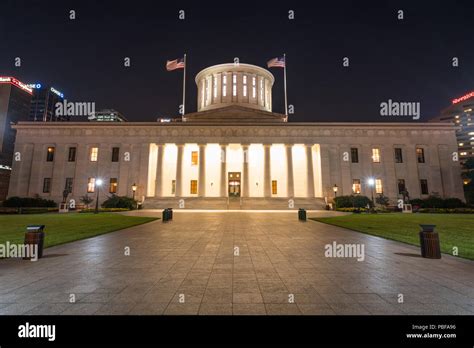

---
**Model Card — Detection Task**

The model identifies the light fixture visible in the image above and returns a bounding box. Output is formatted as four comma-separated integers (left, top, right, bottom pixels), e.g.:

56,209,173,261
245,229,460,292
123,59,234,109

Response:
367,178,375,186
131,183,137,192
333,184,338,193
96,179,103,186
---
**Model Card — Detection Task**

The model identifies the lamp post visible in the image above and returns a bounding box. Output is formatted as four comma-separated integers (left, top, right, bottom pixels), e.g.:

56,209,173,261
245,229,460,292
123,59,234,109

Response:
333,184,338,197
132,183,137,200
94,179,103,214
367,178,375,210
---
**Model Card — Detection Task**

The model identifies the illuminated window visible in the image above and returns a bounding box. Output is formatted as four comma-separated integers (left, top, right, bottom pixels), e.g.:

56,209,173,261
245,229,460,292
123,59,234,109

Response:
68,147,76,162
190,180,198,194
213,75,217,99
205,78,210,105
375,179,383,194
420,179,429,195
252,77,256,98
260,77,264,105
43,178,51,193
397,179,406,194
232,74,237,97
109,178,118,193
350,148,359,163
90,147,98,162
243,74,247,97
191,151,198,165
46,147,55,162
394,148,403,163
87,177,96,193
416,148,425,163
271,180,278,194
222,75,227,97
372,148,380,163
201,80,205,107
352,179,361,194
171,180,176,195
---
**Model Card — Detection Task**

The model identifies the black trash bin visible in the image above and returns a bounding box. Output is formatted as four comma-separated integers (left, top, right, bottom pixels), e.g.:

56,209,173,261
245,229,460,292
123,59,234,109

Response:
24,225,45,260
167,208,173,220
298,208,307,221
162,209,169,222
419,224,441,259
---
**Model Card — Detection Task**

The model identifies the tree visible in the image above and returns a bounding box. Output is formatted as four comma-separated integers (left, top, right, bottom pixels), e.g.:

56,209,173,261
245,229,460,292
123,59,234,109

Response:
80,195,94,209
375,194,390,207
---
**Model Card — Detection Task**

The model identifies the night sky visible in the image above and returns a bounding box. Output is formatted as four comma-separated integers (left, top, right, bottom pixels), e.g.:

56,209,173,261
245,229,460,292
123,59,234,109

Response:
1,0,473,122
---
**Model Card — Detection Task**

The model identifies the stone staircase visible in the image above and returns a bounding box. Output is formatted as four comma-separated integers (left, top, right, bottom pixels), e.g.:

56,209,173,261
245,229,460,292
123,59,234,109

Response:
142,197,326,210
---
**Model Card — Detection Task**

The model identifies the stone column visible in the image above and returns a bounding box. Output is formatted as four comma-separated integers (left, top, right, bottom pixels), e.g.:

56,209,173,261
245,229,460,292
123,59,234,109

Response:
175,144,184,197
286,144,294,198
155,144,164,197
263,144,271,197
220,144,227,197
242,144,249,197
198,144,206,197
306,144,315,198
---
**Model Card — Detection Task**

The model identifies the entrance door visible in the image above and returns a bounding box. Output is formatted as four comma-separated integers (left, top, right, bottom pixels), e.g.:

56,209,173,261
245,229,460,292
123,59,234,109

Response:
228,172,241,197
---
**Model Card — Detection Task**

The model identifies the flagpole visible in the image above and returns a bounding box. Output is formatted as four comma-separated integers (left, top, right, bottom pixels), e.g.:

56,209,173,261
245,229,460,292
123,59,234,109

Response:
182,53,186,121
283,53,288,121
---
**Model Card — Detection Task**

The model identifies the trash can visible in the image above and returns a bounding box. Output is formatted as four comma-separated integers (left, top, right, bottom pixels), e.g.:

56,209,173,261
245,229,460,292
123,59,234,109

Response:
24,225,45,260
419,224,441,259
298,208,307,221
167,208,173,220
162,209,169,222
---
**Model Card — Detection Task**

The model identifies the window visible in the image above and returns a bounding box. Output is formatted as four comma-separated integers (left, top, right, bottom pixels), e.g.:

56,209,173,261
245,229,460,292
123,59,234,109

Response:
397,179,406,194
87,177,96,193
372,148,381,163
222,75,227,97
352,179,361,194
259,77,264,105
416,148,425,163
190,180,198,194
205,78,210,105
171,180,176,195
252,77,256,98
420,179,429,195
68,147,76,162
90,147,98,162
232,74,237,96
112,147,120,162
243,75,247,97
375,179,383,194
201,80,205,107
213,75,217,99
350,148,359,163
109,178,118,193
46,147,55,162
43,178,51,193
271,180,278,194
191,151,198,165
65,178,73,193
394,148,403,163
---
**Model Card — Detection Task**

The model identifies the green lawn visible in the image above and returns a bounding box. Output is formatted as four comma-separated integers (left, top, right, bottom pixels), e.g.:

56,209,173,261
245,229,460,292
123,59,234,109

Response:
312,213,474,260
0,213,157,248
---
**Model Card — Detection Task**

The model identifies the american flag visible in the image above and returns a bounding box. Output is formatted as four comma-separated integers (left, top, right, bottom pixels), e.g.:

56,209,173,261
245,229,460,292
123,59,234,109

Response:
267,57,285,68
166,57,185,71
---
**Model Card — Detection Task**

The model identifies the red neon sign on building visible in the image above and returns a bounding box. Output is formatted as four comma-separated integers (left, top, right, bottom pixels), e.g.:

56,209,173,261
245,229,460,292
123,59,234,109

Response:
452,91,474,104
0,76,33,95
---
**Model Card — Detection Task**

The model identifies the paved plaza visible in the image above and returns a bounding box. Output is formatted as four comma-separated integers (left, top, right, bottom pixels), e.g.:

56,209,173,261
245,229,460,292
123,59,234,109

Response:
0,211,473,315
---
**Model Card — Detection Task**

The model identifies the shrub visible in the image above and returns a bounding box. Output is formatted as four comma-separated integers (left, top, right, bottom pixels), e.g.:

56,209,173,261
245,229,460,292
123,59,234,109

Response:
443,198,466,209
101,195,136,210
424,195,445,208
3,196,57,208
375,194,390,206
80,195,94,208
334,195,372,208
410,197,466,209
79,208,130,213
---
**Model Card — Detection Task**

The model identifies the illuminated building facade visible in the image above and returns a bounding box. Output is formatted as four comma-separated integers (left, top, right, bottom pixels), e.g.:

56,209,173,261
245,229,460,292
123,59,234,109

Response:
90,109,127,122
7,64,465,208
29,84,67,122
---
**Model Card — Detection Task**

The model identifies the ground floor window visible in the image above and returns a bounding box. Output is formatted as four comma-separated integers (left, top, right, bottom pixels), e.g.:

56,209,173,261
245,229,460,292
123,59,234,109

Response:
65,178,73,193
352,179,361,194
375,179,383,194
271,180,277,194
190,180,198,194
397,179,406,194
87,178,95,193
109,178,118,193
420,179,429,195
43,178,51,193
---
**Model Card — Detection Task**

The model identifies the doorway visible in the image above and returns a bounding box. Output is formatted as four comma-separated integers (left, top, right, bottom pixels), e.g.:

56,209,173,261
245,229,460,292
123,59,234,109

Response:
228,172,241,197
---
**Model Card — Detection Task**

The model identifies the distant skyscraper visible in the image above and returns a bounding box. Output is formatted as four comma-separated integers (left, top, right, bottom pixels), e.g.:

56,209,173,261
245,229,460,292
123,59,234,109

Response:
89,109,127,122
431,91,474,166
28,84,67,121
0,76,32,200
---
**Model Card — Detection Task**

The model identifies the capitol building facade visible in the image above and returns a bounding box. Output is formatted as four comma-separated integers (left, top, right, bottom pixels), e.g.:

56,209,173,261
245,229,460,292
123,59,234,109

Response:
8,63,464,209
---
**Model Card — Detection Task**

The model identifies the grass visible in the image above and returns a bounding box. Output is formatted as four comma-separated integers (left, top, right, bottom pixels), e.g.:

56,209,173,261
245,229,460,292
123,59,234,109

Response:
312,213,474,260
0,213,158,248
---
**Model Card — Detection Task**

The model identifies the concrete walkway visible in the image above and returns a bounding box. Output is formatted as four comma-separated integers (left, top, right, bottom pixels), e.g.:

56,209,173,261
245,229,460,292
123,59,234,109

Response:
0,210,473,315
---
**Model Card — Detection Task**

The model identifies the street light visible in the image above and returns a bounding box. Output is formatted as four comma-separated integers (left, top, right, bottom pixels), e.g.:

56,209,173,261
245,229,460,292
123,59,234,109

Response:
333,184,338,197
94,179,103,214
131,183,137,200
367,177,375,209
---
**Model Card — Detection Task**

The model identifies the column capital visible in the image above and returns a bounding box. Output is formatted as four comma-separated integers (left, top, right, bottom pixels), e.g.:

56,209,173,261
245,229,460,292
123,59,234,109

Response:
285,143,294,148
176,143,185,147
263,143,272,148
304,143,314,148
